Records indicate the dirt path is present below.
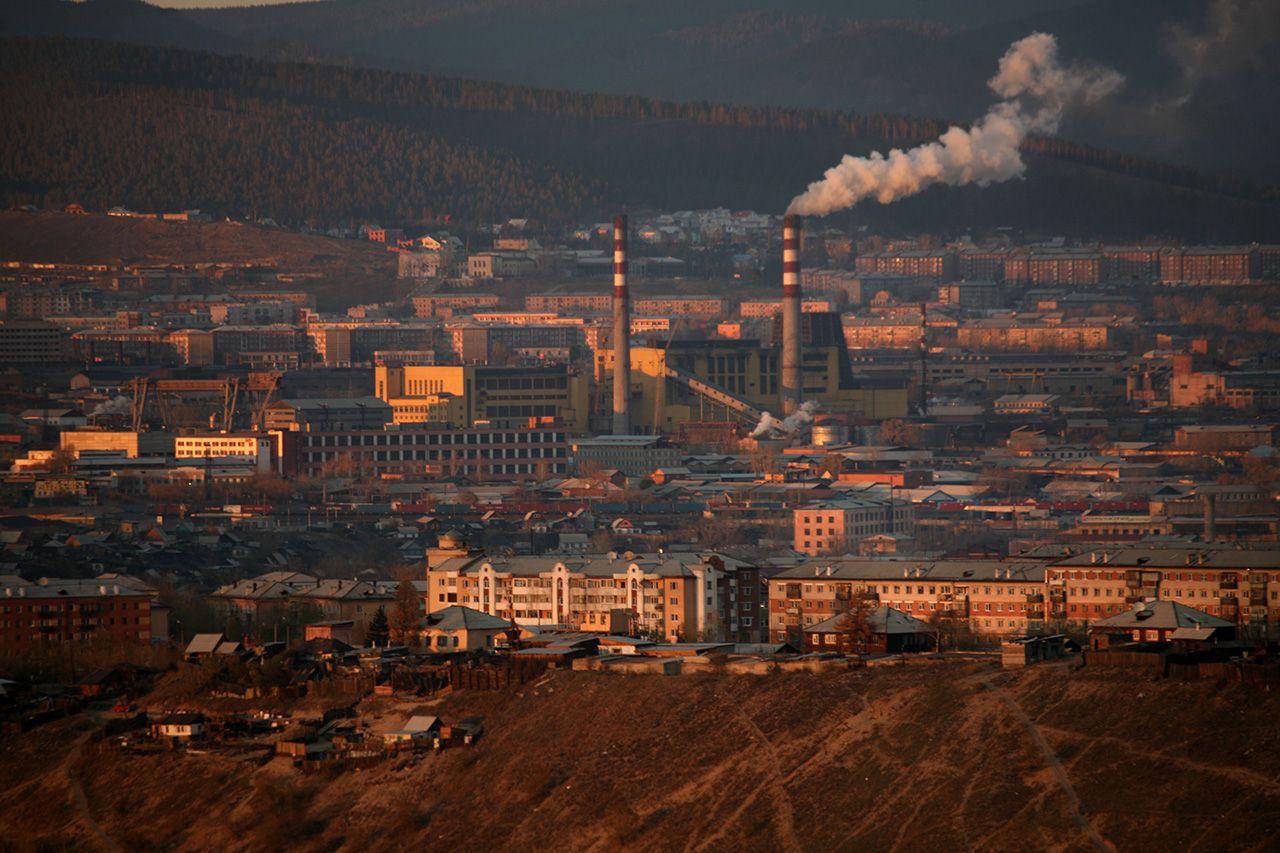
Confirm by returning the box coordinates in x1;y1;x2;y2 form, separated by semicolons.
690;705;801;853
983;682;1111;853
63;732;123;853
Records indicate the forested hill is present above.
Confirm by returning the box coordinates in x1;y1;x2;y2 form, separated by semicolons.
1;36;1276;238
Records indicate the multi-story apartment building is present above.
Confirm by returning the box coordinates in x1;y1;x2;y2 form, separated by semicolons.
1101;246;1163;282
855;251;956;282
632;296;727;318
1160;247;1259;285
70;328;174;365
425;547;760;641
282;422;569;481
937;281;1001;310
307;322;435;367
739;299;838;318
1005;251;1102;285
0;577;156;654
468;252;536;279
842;317;932;350
524;293;612;315
955;317;1112;353
209;325;307;366
1045;547;1280;628
955;249;1008;282
0;317;67;361
793;499;916;556
767;559;1049;642
1;286;101;319
412;293;501;318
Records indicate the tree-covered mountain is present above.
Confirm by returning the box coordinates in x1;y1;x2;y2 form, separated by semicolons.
5;0;1275;178
1;36;1276;238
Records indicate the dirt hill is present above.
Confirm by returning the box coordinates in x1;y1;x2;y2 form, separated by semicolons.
2;662;1279;851
0;211;393;275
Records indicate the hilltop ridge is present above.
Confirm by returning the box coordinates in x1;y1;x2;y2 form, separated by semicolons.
3;663;1279;851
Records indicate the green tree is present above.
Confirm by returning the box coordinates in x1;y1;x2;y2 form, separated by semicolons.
367;606;390;647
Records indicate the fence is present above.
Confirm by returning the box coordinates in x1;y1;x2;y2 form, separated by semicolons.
1088;649;1280;684
448;659;546;691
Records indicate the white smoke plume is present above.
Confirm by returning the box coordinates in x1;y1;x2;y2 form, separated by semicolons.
750;400;818;439
89;396;132;418
1165;0;1278;107
787;33;1123;217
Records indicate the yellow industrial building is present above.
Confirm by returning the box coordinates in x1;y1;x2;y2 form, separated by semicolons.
595;315;908;432
376;365;591;431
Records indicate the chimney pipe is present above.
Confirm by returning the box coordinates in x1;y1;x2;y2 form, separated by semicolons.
781;214;803;415
1203;492;1216;543
612;215;631;435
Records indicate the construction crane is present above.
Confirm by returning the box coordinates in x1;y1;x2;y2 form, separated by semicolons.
221;378;240;432
250;372;281;431
128;378;149;432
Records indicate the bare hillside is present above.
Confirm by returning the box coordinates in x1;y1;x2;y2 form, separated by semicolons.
2;663;1278;851
0;211;393;274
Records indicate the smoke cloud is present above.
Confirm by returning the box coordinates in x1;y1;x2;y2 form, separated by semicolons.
1165;0;1279;106
89;396;132;418
750;400;818;439
786;33;1123;217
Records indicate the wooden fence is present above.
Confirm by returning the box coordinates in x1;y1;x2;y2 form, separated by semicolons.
1088;649;1280;684
448;659;546;691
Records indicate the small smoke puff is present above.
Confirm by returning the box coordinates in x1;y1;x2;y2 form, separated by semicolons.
988;32;1123;132
1165;0;1279;102
787;32;1122;217
750;400;818;438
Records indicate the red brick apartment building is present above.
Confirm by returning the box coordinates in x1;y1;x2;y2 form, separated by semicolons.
0;578;155;655
1045;548;1280;628
1160;247;1259;285
768;559;1049;642
855;251;956;282
1004;251;1102;285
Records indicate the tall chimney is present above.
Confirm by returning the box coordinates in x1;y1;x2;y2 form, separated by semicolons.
612;215;631;435
781;214;803;415
1203;492;1216;542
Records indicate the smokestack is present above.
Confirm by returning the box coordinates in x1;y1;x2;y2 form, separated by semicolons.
781;214;803;416
612;215;631;435
1203;492;1216;542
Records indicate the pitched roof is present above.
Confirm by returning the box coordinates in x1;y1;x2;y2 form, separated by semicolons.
185;633;224;655
422;605;512;632
1091;600;1234;631
804;605;933;635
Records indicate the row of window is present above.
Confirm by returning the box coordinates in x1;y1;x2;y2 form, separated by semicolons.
306;431;564;447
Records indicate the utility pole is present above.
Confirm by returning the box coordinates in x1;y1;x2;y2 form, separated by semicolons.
918;302;928;416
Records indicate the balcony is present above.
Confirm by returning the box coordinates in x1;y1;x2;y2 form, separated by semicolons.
1027;607;1045;618
1220;594;1238;604
1025;593;1044;603
1220;579;1239;590
1050;608;1067;619
1249;594;1268;606
1125;595;1145;604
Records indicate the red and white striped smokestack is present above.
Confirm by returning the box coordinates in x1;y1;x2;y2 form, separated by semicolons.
612;215;631;435
781;214;803;415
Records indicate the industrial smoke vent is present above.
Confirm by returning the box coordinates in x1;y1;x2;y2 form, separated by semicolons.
612;215;631;435
781;214;803;416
